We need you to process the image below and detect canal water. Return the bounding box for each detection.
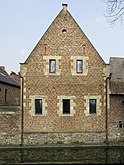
[0,146,123,164]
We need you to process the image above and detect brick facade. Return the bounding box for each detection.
[0,106,21,145]
[20,4,109,144]
[1,4,123,145]
[0,83,20,106]
[0,67,20,106]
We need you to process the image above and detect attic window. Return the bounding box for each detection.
[62,29,67,34]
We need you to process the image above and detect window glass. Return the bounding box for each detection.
[49,59,56,73]
[76,60,83,73]
[35,99,42,114]
[63,99,70,114]
[89,99,96,114]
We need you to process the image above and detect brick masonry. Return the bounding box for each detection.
[20,5,109,145]
[0,83,20,106]
[0,5,123,145]
[0,106,21,145]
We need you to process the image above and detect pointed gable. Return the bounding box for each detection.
[24,4,105,65]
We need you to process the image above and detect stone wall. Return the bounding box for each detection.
[22,132,106,145]
[0,106,21,145]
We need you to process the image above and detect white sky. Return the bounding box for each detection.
[0,0,124,74]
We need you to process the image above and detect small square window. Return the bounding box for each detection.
[63,99,70,114]
[89,99,96,114]
[49,59,56,73]
[76,60,83,73]
[35,99,42,114]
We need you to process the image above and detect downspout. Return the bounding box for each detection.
[20,76,24,146]
[106,74,111,145]
[106,77,109,144]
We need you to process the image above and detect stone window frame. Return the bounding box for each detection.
[43,56,61,75]
[71,56,89,76]
[57,96,76,116]
[84,95,102,116]
[29,95,48,116]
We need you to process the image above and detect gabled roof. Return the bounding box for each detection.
[22,4,105,65]
[109,80,124,95]
[0,67,20,88]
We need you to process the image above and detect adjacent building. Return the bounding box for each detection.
[0,66,21,145]
[0,66,20,106]
[109,57,124,141]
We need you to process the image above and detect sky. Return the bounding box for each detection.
[0,0,124,74]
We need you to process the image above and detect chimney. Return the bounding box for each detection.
[0,66,5,70]
[62,4,68,10]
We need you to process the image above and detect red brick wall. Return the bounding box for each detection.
[0,83,20,105]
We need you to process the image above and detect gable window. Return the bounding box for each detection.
[89,99,97,114]
[35,99,42,114]
[76,60,83,73]
[71,56,89,76]
[63,99,70,114]
[49,59,56,73]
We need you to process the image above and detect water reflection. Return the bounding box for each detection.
[0,146,124,164]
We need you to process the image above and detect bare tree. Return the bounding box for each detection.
[105,0,124,25]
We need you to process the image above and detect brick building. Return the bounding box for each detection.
[0,66,20,106]
[0,66,21,145]
[20,4,110,144]
[109,57,124,141]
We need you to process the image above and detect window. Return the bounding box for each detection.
[76,60,83,73]
[63,99,70,114]
[57,96,76,116]
[71,56,88,76]
[30,96,48,116]
[5,89,7,103]
[118,121,124,128]
[49,59,56,73]
[84,96,101,116]
[62,29,67,34]
[89,99,97,114]
[35,99,42,114]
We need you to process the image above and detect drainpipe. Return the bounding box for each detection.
[20,76,24,146]
[105,73,111,145]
